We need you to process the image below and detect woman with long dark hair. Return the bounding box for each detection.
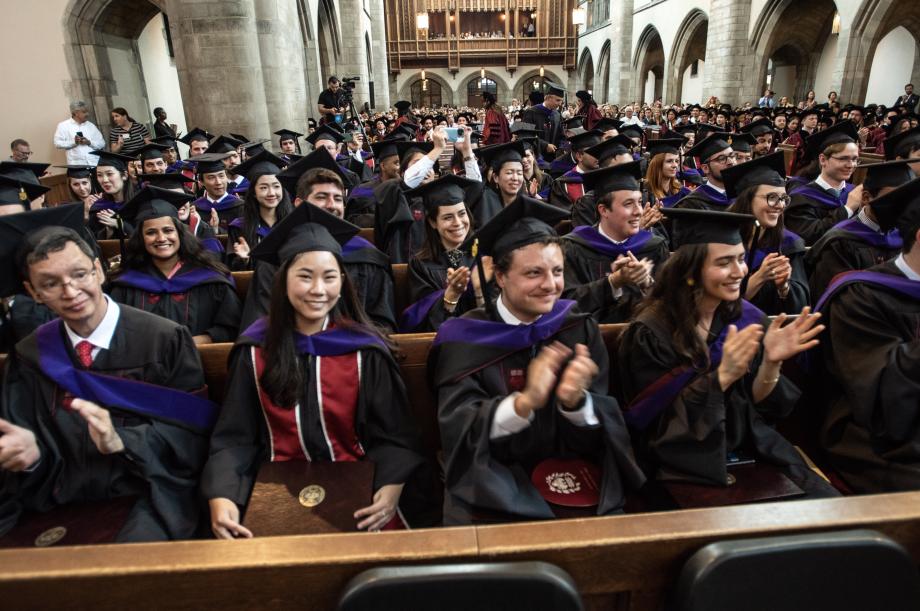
[87,150,136,238]
[202,204,435,538]
[471,140,527,226]
[617,207,838,504]
[725,152,809,314]
[403,175,491,332]
[481,91,511,145]
[107,186,241,344]
[109,107,151,156]
[226,150,293,271]
[575,90,604,131]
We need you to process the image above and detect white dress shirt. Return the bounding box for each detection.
[895,254,920,281]
[53,117,106,166]
[815,174,854,217]
[402,154,482,189]
[489,294,599,439]
[63,295,121,362]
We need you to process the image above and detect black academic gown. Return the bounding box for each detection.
[237,239,397,333]
[571,192,599,228]
[107,263,242,343]
[372,179,421,264]
[819,260,920,492]
[432,302,646,525]
[785,182,854,246]
[345,176,380,228]
[806,220,901,301]
[7,296,55,347]
[200,330,437,527]
[521,104,563,147]
[561,227,669,324]
[467,183,505,229]
[0,306,211,541]
[404,251,480,333]
[618,304,838,498]
[745,229,810,315]
[226,219,272,271]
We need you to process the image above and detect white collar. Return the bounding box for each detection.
[64,295,120,348]
[597,222,630,245]
[496,293,541,326]
[895,254,920,281]
[857,208,881,232]
[705,182,726,194]
[815,174,845,192]
[206,192,226,204]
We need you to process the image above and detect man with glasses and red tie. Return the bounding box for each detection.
[0,216,215,543]
[786,122,863,246]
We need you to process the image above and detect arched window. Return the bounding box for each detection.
[410,79,442,109]
[467,76,497,107]
[521,76,549,103]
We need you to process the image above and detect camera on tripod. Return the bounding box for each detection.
[341,76,360,102]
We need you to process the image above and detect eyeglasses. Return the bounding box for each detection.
[709,153,737,164]
[36,268,97,297]
[761,192,791,208]
[829,155,860,166]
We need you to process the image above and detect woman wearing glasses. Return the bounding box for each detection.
[785,123,863,245]
[726,153,809,314]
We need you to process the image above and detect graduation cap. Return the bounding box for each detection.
[672,124,697,137]
[695,123,722,139]
[685,132,732,163]
[594,118,622,133]
[677,109,692,118]
[370,138,420,161]
[715,109,733,121]
[118,185,196,225]
[861,159,917,194]
[647,138,685,157]
[205,135,245,155]
[178,127,213,146]
[188,152,232,175]
[275,148,348,196]
[510,122,538,135]
[406,174,479,211]
[391,123,421,141]
[544,81,566,97]
[230,133,250,143]
[54,164,95,179]
[581,160,643,194]
[884,125,920,160]
[231,150,286,182]
[0,175,48,205]
[474,140,526,171]
[739,120,773,137]
[241,139,270,156]
[728,132,756,154]
[306,125,345,146]
[89,150,136,171]
[135,143,170,161]
[804,121,859,160]
[867,176,920,233]
[568,129,603,152]
[0,203,86,296]
[394,100,412,113]
[585,135,635,163]
[619,125,644,141]
[275,129,304,142]
[251,198,359,265]
[528,90,545,105]
[798,107,820,121]
[720,151,786,199]
[662,208,755,249]
[464,195,568,263]
[152,135,179,149]
[0,162,49,186]
[563,116,585,131]
[137,172,190,190]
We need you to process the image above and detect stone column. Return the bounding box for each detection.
[367,0,391,110]
[607,0,635,105]
[255,0,309,136]
[165,0,270,138]
[702,0,755,106]
[334,0,372,112]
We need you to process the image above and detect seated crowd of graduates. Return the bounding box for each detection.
[0,89,918,543]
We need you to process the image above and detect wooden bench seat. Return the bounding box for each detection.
[2,491,920,610]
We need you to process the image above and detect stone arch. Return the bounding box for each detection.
[578,47,595,93]
[395,72,455,107]
[596,41,611,103]
[317,0,341,74]
[632,24,665,103]
[749,0,839,104]
[667,9,708,104]
[842,0,920,103]
[460,70,511,108]
[62,0,165,135]
[511,68,567,103]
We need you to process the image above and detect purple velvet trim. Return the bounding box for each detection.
[433,299,577,351]
[815,270,920,312]
[568,225,653,260]
[240,317,387,356]
[113,267,233,293]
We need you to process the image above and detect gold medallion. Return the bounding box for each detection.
[34,526,67,547]
[299,485,325,508]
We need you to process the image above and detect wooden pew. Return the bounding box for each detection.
[852,152,885,186]
[39,173,72,207]
[778,143,796,175]
[230,271,250,303]
[2,491,920,610]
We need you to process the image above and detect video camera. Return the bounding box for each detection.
[341,76,360,103]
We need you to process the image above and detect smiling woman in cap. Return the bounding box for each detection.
[618,207,838,502]
[431,195,645,524]
[725,151,809,314]
[87,150,138,239]
[201,202,437,538]
[107,185,241,345]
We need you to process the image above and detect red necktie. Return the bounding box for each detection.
[75,340,94,368]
